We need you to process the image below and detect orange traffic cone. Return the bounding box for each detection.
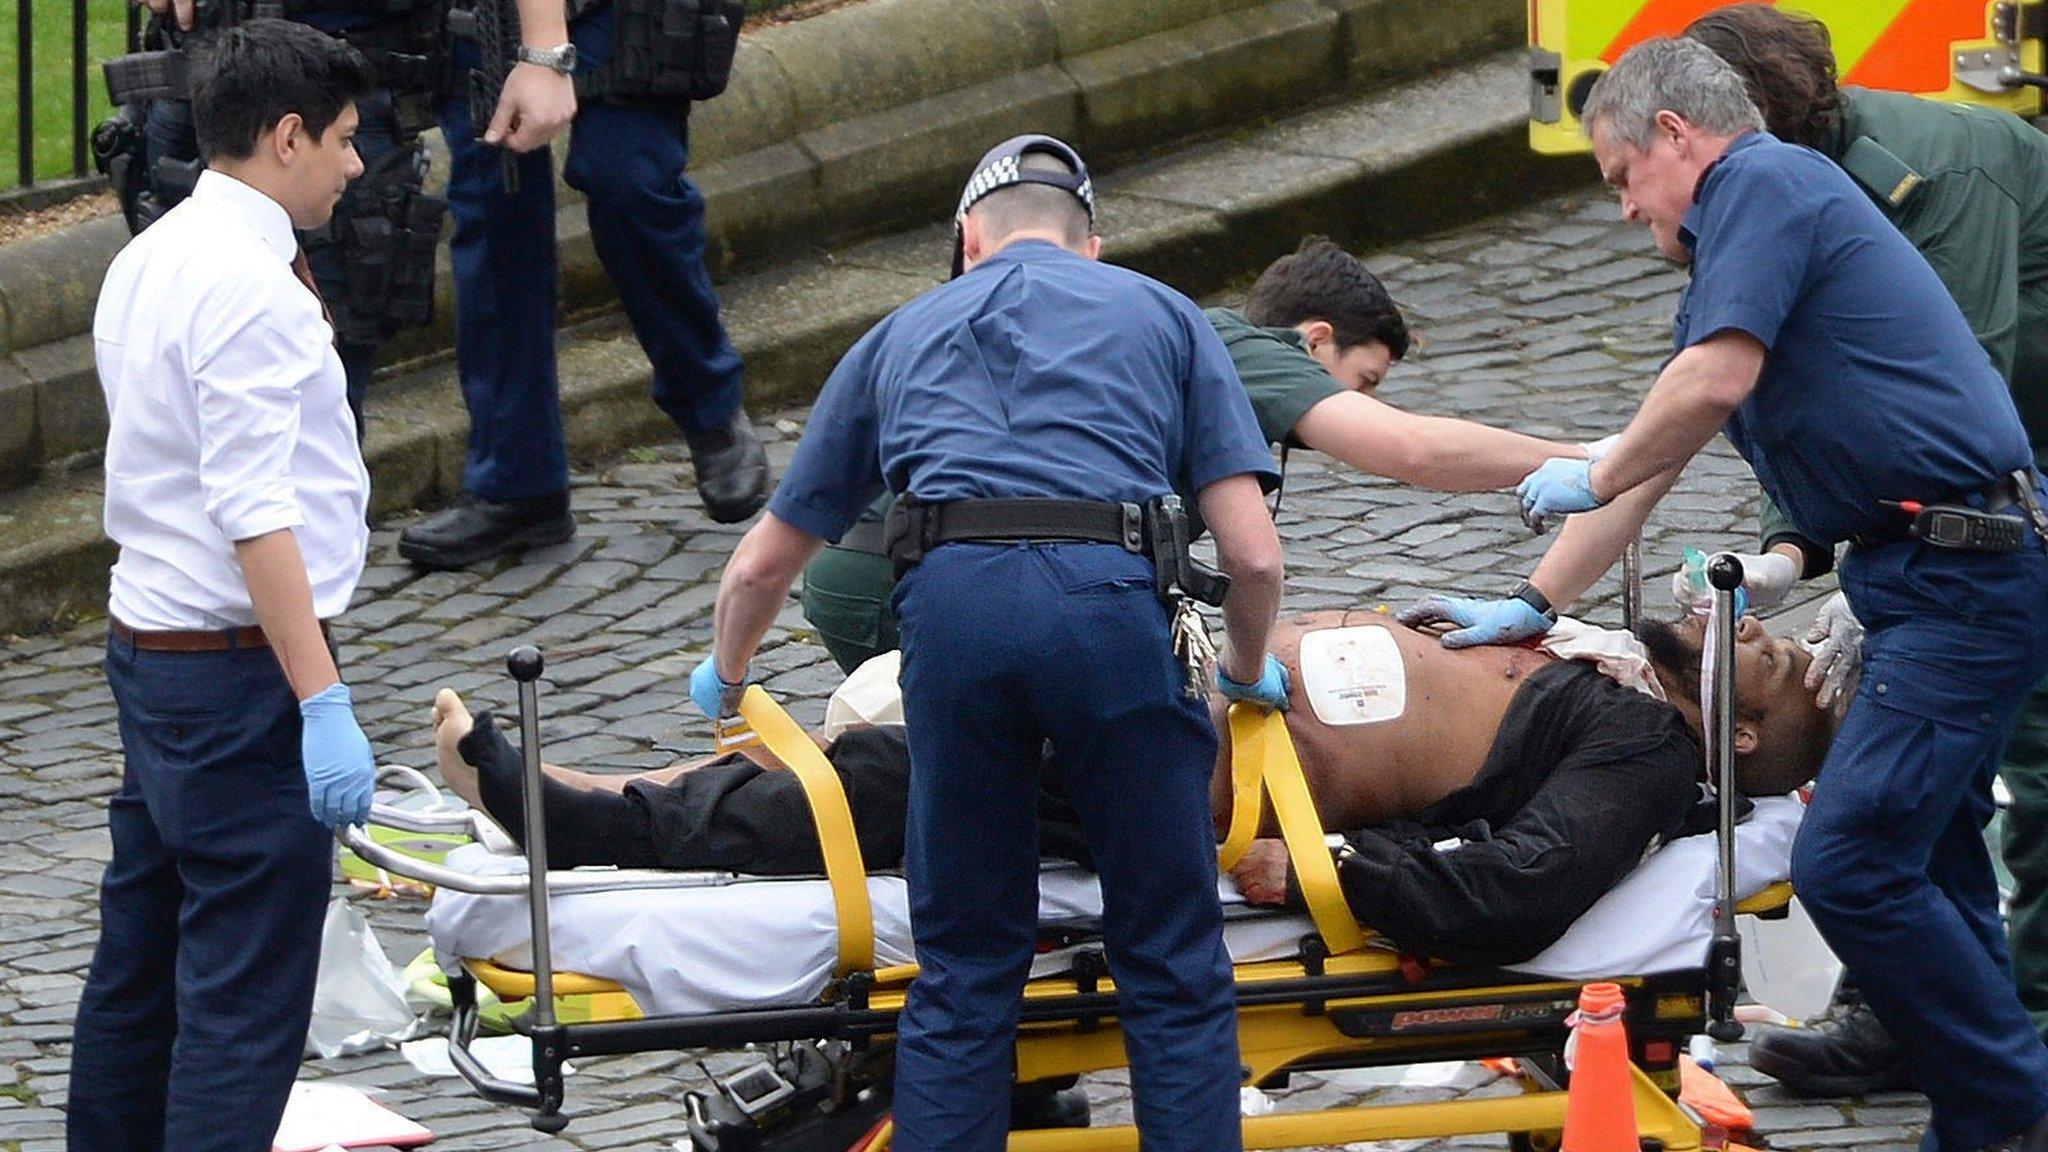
[1562,982,1639,1151]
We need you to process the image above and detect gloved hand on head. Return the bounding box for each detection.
[690,656,749,720]
[1217,653,1290,711]
[1671,550,1797,616]
[300,682,374,829]
[1396,594,1553,649]
[1804,592,1863,709]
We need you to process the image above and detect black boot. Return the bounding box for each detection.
[396,491,574,571]
[1748,999,1912,1097]
[687,409,770,524]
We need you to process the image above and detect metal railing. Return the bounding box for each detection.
[9,0,138,191]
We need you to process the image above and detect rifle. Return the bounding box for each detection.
[447,0,521,193]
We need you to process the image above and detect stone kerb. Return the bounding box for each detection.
[0,0,1519,490]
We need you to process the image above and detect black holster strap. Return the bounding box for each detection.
[105,51,188,104]
[884,498,1145,577]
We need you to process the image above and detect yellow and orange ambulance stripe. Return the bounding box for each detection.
[1528,0,2041,152]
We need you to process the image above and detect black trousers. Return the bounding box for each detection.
[461,720,1091,873]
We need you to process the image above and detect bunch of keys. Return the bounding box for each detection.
[1170,596,1218,700]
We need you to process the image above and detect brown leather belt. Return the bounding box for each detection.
[109,618,284,652]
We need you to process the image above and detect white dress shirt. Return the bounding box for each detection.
[96,170,370,630]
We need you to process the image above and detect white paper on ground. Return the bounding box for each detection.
[401,1034,576,1084]
[271,1082,431,1152]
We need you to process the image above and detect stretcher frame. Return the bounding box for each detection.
[341,555,1782,1150]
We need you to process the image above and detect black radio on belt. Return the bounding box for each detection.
[1883,499,2027,553]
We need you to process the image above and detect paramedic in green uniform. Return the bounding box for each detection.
[801,237,1589,673]
[1681,4,2048,1090]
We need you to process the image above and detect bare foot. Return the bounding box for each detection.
[433,688,483,808]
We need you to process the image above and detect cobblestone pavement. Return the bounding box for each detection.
[0,185,1938,1152]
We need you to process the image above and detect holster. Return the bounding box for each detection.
[304,144,447,345]
[1143,495,1231,608]
[575,0,745,106]
[92,105,153,234]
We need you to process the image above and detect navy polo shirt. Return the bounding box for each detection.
[1677,132,2031,544]
[769,240,1278,542]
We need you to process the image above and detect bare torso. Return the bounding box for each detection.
[1208,611,1556,834]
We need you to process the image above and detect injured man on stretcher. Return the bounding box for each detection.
[428,609,1838,970]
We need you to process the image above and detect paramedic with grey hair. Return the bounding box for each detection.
[1401,36,2048,1150]
[688,134,1284,1151]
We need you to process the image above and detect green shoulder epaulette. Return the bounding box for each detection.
[1840,135,1924,209]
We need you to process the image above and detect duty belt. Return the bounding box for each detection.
[1848,471,2046,555]
[882,495,1231,606]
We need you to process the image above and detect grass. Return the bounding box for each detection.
[0,0,131,190]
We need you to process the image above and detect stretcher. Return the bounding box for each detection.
[344,557,1791,1150]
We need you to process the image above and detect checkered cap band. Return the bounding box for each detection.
[953,142,1095,223]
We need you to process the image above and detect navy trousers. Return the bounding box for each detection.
[67,641,331,1152]
[891,542,1243,1152]
[1792,537,2048,1152]
[440,1,745,502]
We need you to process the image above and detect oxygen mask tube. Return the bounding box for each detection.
[1683,547,1748,620]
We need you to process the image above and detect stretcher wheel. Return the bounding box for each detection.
[1508,1132,1560,1152]
[531,1112,570,1134]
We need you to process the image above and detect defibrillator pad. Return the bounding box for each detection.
[1298,625,1407,726]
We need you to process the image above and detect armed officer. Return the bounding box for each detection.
[395,0,765,569]
[690,135,1284,1152]
[1407,39,2048,1151]
[106,0,449,433]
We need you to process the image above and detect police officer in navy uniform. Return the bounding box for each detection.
[395,0,767,570]
[1409,38,2048,1150]
[690,135,1286,1151]
[1679,4,2048,1093]
[69,22,379,1151]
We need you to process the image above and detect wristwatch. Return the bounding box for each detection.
[515,42,578,75]
[1508,580,1558,623]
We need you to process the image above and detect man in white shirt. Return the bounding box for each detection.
[68,20,378,1152]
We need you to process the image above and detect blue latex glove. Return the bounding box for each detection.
[1516,457,1602,533]
[690,656,748,719]
[1395,594,1553,649]
[1216,654,1291,711]
[299,682,374,829]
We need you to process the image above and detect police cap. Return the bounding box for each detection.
[950,133,1096,278]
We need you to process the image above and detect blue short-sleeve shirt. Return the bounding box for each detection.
[769,240,1278,541]
[1676,133,2032,543]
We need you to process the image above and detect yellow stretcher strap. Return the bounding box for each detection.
[1216,705,1265,871]
[1227,704,1368,955]
[738,686,876,975]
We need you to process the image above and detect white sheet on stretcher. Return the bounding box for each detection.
[426,795,1803,1017]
